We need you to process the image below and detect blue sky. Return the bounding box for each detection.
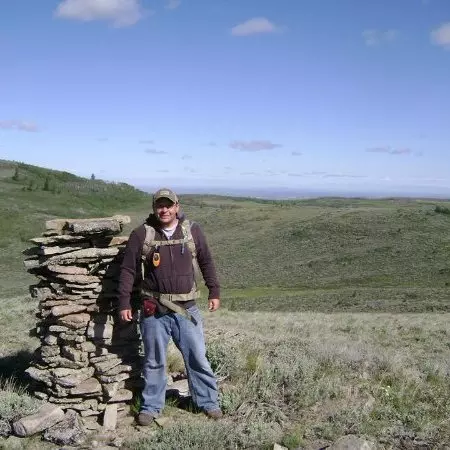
[1,0,449,195]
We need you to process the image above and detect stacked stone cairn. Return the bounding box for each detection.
[22,215,143,426]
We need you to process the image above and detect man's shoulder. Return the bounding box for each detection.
[183,219,202,234]
[130,223,148,241]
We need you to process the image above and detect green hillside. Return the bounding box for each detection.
[0,159,150,297]
[1,160,450,448]
[1,159,450,312]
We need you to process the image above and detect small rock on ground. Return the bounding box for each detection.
[12,403,65,437]
[43,409,86,446]
[329,434,377,450]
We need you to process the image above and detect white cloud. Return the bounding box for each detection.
[0,120,39,132]
[362,29,398,46]
[366,146,413,155]
[55,0,145,27]
[145,149,168,154]
[431,22,450,49]
[291,151,302,156]
[323,173,367,179]
[231,17,282,37]
[230,140,282,151]
[165,0,181,10]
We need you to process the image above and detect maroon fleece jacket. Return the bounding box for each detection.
[118,212,220,311]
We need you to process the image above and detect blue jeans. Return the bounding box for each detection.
[139,305,219,415]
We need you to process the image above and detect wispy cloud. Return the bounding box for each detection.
[366,146,413,155]
[231,17,283,37]
[230,140,282,151]
[165,0,181,10]
[307,171,327,176]
[323,173,367,179]
[184,166,197,173]
[181,154,192,160]
[288,171,365,179]
[55,0,146,27]
[140,139,154,144]
[207,141,217,147]
[362,29,398,46]
[97,137,108,142]
[145,148,168,154]
[431,22,450,49]
[291,151,302,156]
[0,120,39,132]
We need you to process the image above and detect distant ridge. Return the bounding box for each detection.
[136,184,450,201]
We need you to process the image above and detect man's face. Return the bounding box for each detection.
[154,198,179,226]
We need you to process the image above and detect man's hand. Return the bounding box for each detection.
[119,309,133,322]
[208,298,220,312]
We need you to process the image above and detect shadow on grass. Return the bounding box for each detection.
[165,390,202,414]
[0,349,35,391]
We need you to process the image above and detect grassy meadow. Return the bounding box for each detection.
[0,160,449,449]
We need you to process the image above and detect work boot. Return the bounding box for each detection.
[205,409,223,420]
[137,412,156,426]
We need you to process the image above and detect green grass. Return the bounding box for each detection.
[0,159,150,298]
[2,159,450,303]
[0,160,449,448]
[123,309,450,449]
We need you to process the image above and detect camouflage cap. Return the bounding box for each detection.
[153,188,179,204]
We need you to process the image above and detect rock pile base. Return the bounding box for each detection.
[23,215,143,422]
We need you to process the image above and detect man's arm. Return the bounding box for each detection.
[191,223,220,311]
[118,228,141,321]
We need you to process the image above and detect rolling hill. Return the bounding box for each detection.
[1,159,449,312]
[1,160,450,448]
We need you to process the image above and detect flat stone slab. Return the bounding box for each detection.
[102,404,118,431]
[52,367,95,388]
[30,235,88,245]
[45,215,130,232]
[109,389,133,403]
[47,264,89,275]
[51,304,87,317]
[70,219,122,235]
[70,377,102,396]
[55,274,101,284]
[44,247,120,265]
[38,243,91,256]
[25,367,52,386]
[57,313,91,330]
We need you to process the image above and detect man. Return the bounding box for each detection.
[118,188,223,426]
